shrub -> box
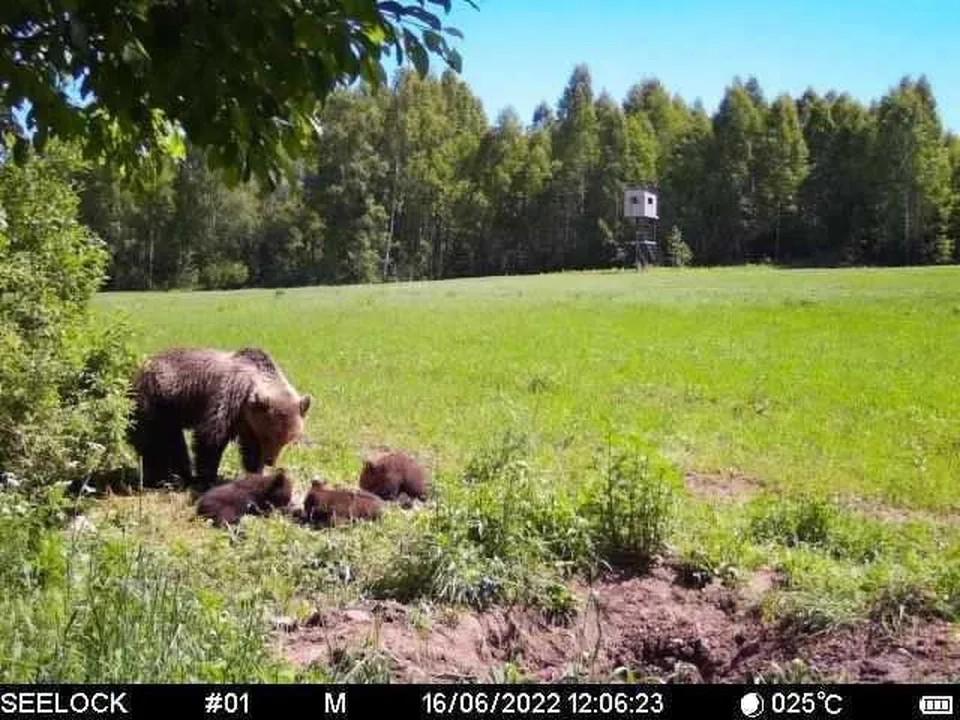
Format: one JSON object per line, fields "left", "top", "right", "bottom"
{"left": 749, "top": 495, "right": 838, "bottom": 548}
{"left": 462, "top": 428, "right": 529, "bottom": 484}
{"left": 748, "top": 494, "right": 906, "bottom": 565}
{"left": 665, "top": 226, "right": 693, "bottom": 267}
{"left": 371, "top": 431, "right": 589, "bottom": 615}
{"left": 581, "top": 439, "right": 679, "bottom": 568}
{"left": 199, "top": 259, "right": 250, "bottom": 290}
{"left": 0, "top": 142, "right": 136, "bottom": 490}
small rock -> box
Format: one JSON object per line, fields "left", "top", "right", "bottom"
{"left": 0, "top": 472, "right": 21, "bottom": 489}
{"left": 671, "top": 661, "right": 704, "bottom": 683}
{"left": 343, "top": 609, "right": 373, "bottom": 623}
{"left": 860, "top": 659, "right": 892, "bottom": 677}
{"left": 67, "top": 515, "right": 97, "bottom": 535}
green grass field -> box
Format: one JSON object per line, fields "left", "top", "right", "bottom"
{"left": 85, "top": 265, "right": 960, "bottom": 680}
{"left": 97, "top": 265, "right": 960, "bottom": 509}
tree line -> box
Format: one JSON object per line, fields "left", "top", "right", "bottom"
{"left": 81, "top": 67, "right": 960, "bottom": 289}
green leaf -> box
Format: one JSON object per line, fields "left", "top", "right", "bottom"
{"left": 363, "top": 22, "right": 389, "bottom": 45}
{"left": 159, "top": 129, "right": 187, "bottom": 161}
{"left": 406, "top": 7, "right": 443, "bottom": 30}
{"left": 293, "top": 15, "right": 323, "bottom": 49}
{"left": 409, "top": 41, "right": 429, "bottom": 77}
{"left": 446, "top": 48, "right": 462, "bottom": 73}
{"left": 120, "top": 40, "right": 149, "bottom": 66}
{"left": 378, "top": 2, "right": 405, "bottom": 17}
{"left": 423, "top": 30, "right": 444, "bottom": 54}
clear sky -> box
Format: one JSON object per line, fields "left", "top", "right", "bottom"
{"left": 443, "top": 0, "right": 959, "bottom": 132}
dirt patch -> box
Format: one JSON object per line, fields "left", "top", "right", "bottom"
{"left": 839, "top": 496, "right": 960, "bottom": 527}
{"left": 684, "top": 471, "right": 763, "bottom": 502}
{"left": 277, "top": 565, "right": 960, "bottom": 683}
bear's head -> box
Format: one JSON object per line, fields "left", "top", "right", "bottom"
{"left": 262, "top": 468, "right": 294, "bottom": 510}
{"left": 302, "top": 478, "right": 329, "bottom": 524}
{"left": 242, "top": 381, "right": 312, "bottom": 467}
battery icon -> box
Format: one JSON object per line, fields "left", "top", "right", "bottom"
{"left": 920, "top": 696, "right": 954, "bottom": 716}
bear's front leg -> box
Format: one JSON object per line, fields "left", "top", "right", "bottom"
{"left": 131, "top": 414, "right": 184, "bottom": 488}
{"left": 238, "top": 424, "right": 264, "bottom": 474}
{"left": 168, "top": 428, "right": 193, "bottom": 487}
{"left": 193, "top": 434, "right": 228, "bottom": 489}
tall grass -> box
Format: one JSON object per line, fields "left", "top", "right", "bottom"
{"left": 0, "top": 489, "right": 285, "bottom": 682}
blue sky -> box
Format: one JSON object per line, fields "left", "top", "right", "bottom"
{"left": 443, "top": 0, "right": 959, "bottom": 132}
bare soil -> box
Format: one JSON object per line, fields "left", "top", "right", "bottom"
{"left": 278, "top": 564, "right": 960, "bottom": 683}
{"left": 683, "top": 471, "right": 763, "bottom": 502}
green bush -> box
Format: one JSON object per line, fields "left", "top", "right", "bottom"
{"left": 581, "top": 439, "right": 679, "bottom": 568}
{"left": 749, "top": 495, "right": 838, "bottom": 548}
{"left": 370, "top": 432, "right": 588, "bottom": 615}
{"left": 665, "top": 225, "right": 693, "bottom": 267}
{"left": 199, "top": 260, "right": 250, "bottom": 290}
{"left": 0, "top": 142, "right": 136, "bottom": 489}
{"left": 747, "top": 495, "right": 890, "bottom": 563}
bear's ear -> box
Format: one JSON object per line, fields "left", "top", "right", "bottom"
{"left": 299, "top": 394, "right": 312, "bottom": 417}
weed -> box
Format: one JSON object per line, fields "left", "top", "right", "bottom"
{"left": 0, "top": 499, "right": 283, "bottom": 682}
{"left": 488, "top": 662, "right": 530, "bottom": 683}
{"left": 371, "top": 432, "right": 592, "bottom": 613}
{"left": 753, "top": 658, "right": 832, "bottom": 683}
{"left": 582, "top": 438, "right": 678, "bottom": 568}
{"left": 749, "top": 495, "right": 838, "bottom": 549}
{"left": 325, "top": 645, "right": 394, "bottom": 683}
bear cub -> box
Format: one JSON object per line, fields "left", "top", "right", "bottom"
{"left": 197, "top": 469, "right": 293, "bottom": 527}
{"left": 301, "top": 480, "right": 384, "bottom": 527}
{"left": 358, "top": 450, "right": 429, "bottom": 502}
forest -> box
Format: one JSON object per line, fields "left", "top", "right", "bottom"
{"left": 80, "top": 67, "right": 960, "bottom": 290}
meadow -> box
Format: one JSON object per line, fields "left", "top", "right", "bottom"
{"left": 75, "top": 265, "right": 960, "bottom": 681}
{"left": 97, "top": 265, "right": 960, "bottom": 508}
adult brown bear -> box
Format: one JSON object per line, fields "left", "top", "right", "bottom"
{"left": 196, "top": 469, "right": 294, "bottom": 527}
{"left": 301, "top": 480, "right": 384, "bottom": 527}
{"left": 129, "top": 347, "right": 311, "bottom": 488}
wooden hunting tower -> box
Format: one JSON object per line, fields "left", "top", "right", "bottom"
{"left": 623, "top": 186, "right": 659, "bottom": 269}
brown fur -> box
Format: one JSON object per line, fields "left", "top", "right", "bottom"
{"left": 301, "top": 480, "right": 384, "bottom": 527}
{"left": 128, "top": 347, "right": 311, "bottom": 487}
{"left": 358, "top": 450, "right": 429, "bottom": 501}
{"left": 196, "top": 469, "right": 294, "bottom": 527}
